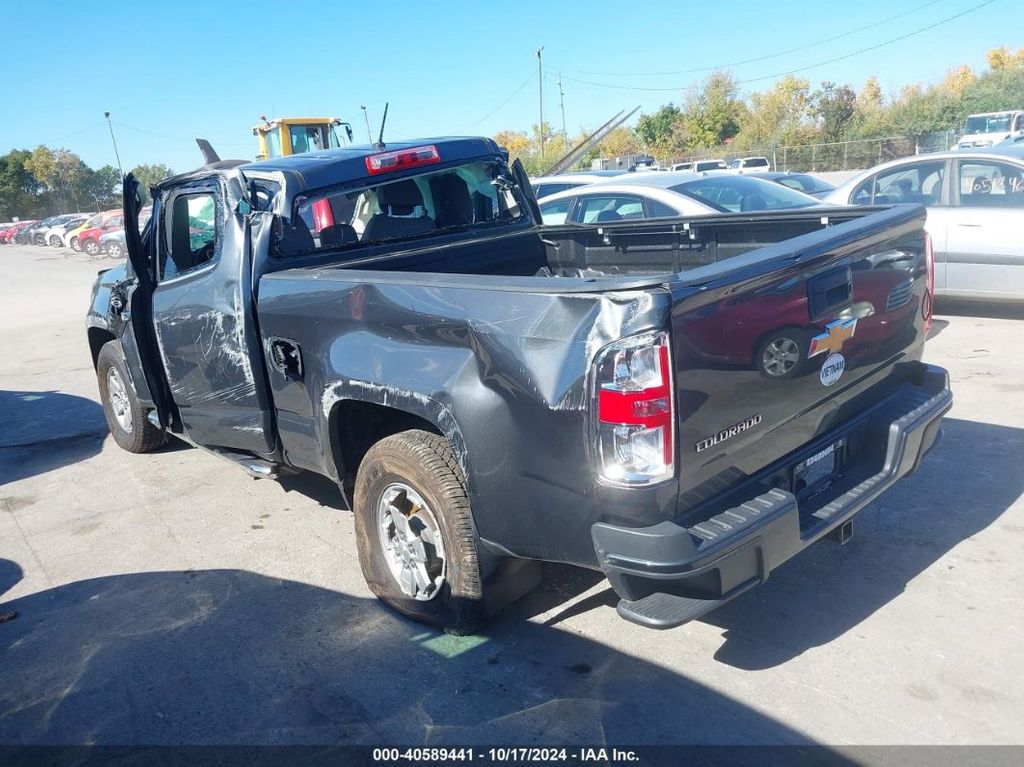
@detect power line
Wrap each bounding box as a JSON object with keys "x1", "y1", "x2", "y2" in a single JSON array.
[
  {"x1": 456, "y1": 71, "x2": 535, "y2": 132},
  {"x1": 556, "y1": 0, "x2": 998, "y2": 92},
  {"x1": 560, "y1": 0, "x2": 949, "y2": 77}
]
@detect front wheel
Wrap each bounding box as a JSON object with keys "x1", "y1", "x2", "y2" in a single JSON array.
[
  {"x1": 48, "y1": 235, "x2": 62, "y2": 246},
  {"x1": 70, "y1": 237, "x2": 80, "y2": 251},
  {"x1": 84, "y1": 239, "x2": 99, "y2": 256},
  {"x1": 96, "y1": 341, "x2": 167, "y2": 453},
  {"x1": 104, "y1": 241, "x2": 123, "y2": 259},
  {"x1": 354, "y1": 430, "x2": 486, "y2": 634}
]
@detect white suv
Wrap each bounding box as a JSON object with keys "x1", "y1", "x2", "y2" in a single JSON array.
[{"x1": 728, "y1": 156, "x2": 771, "y2": 173}]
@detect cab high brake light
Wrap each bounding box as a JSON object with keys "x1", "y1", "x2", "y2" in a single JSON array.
[
  {"x1": 365, "y1": 145, "x2": 441, "y2": 175},
  {"x1": 593, "y1": 331, "x2": 675, "y2": 486}
]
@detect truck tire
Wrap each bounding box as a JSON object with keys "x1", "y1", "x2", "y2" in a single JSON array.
[
  {"x1": 354, "y1": 429, "x2": 486, "y2": 634},
  {"x1": 96, "y1": 341, "x2": 167, "y2": 453}
]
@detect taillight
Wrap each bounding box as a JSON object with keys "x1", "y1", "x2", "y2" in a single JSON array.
[
  {"x1": 923, "y1": 231, "x2": 935, "y2": 333},
  {"x1": 365, "y1": 145, "x2": 441, "y2": 175},
  {"x1": 593, "y1": 331, "x2": 674, "y2": 486}
]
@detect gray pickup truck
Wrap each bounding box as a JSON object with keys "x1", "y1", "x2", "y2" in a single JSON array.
[{"x1": 86, "y1": 137, "x2": 951, "y2": 633}]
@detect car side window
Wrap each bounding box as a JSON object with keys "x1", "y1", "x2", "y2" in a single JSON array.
[
  {"x1": 958, "y1": 160, "x2": 1024, "y2": 208},
  {"x1": 160, "y1": 191, "x2": 219, "y2": 282},
  {"x1": 852, "y1": 162, "x2": 945, "y2": 206},
  {"x1": 645, "y1": 199, "x2": 678, "y2": 218},
  {"x1": 539, "y1": 198, "x2": 573, "y2": 225},
  {"x1": 576, "y1": 195, "x2": 646, "y2": 223}
]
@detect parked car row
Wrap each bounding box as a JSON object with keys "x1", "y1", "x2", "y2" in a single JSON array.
[
  {"x1": 1, "y1": 207, "x2": 150, "y2": 256},
  {"x1": 534, "y1": 141, "x2": 1024, "y2": 302}
]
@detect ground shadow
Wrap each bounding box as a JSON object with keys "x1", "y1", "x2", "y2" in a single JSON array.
[
  {"x1": 935, "y1": 298, "x2": 1024, "y2": 321},
  {"x1": 0, "y1": 390, "x2": 107, "y2": 486},
  {"x1": 0, "y1": 564, "x2": 843, "y2": 753},
  {"x1": 701, "y1": 417, "x2": 1022, "y2": 669}
]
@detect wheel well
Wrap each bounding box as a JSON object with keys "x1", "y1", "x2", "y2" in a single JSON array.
[
  {"x1": 87, "y1": 327, "x2": 117, "y2": 369},
  {"x1": 330, "y1": 400, "x2": 442, "y2": 499}
]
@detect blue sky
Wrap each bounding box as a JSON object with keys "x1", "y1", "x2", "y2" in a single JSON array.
[{"x1": 1, "y1": 0, "x2": 1018, "y2": 172}]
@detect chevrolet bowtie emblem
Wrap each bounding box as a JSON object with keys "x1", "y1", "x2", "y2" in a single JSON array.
[{"x1": 808, "y1": 318, "x2": 857, "y2": 357}]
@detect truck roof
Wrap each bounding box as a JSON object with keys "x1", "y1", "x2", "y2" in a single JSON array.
[{"x1": 155, "y1": 137, "x2": 505, "y2": 196}]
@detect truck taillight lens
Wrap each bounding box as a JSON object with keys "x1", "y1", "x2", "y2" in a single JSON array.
[
  {"x1": 365, "y1": 145, "x2": 441, "y2": 175},
  {"x1": 593, "y1": 331, "x2": 674, "y2": 486},
  {"x1": 923, "y1": 231, "x2": 935, "y2": 333}
]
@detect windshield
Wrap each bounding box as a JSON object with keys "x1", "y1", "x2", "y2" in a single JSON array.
[
  {"x1": 671, "y1": 176, "x2": 818, "y2": 213},
  {"x1": 776, "y1": 174, "x2": 835, "y2": 194},
  {"x1": 965, "y1": 114, "x2": 1013, "y2": 134},
  {"x1": 277, "y1": 160, "x2": 527, "y2": 257}
]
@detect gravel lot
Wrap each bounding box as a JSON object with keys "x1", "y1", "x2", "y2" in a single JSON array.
[{"x1": 1, "y1": 243, "x2": 1022, "y2": 748}]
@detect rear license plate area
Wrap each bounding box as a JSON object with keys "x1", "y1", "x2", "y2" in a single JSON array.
[{"x1": 794, "y1": 438, "x2": 845, "y2": 501}]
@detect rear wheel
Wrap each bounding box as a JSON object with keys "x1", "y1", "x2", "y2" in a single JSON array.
[
  {"x1": 756, "y1": 329, "x2": 809, "y2": 379},
  {"x1": 96, "y1": 341, "x2": 167, "y2": 453},
  {"x1": 354, "y1": 429, "x2": 486, "y2": 634},
  {"x1": 105, "y1": 241, "x2": 123, "y2": 259}
]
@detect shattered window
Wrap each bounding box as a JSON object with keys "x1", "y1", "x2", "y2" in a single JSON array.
[
  {"x1": 161, "y1": 192, "x2": 219, "y2": 281},
  {"x1": 277, "y1": 161, "x2": 527, "y2": 257}
]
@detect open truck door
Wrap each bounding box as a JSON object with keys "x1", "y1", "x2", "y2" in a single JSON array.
[{"x1": 119, "y1": 173, "x2": 178, "y2": 431}]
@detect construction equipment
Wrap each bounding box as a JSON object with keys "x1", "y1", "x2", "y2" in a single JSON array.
[
  {"x1": 540, "y1": 106, "x2": 641, "y2": 176},
  {"x1": 252, "y1": 116, "x2": 355, "y2": 161}
]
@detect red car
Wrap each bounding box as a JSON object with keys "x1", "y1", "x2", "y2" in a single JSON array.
[
  {"x1": 0, "y1": 220, "x2": 38, "y2": 244},
  {"x1": 77, "y1": 213, "x2": 124, "y2": 255}
]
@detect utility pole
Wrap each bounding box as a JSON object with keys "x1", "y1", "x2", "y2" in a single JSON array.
[
  {"x1": 104, "y1": 111, "x2": 124, "y2": 179},
  {"x1": 360, "y1": 105, "x2": 372, "y2": 143},
  {"x1": 558, "y1": 71, "x2": 568, "y2": 148},
  {"x1": 536, "y1": 47, "x2": 544, "y2": 159}
]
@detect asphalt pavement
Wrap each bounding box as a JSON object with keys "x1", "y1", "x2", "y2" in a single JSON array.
[{"x1": 1, "y1": 244, "x2": 1022, "y2": 748}]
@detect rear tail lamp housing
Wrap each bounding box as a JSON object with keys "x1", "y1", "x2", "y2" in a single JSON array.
[
  {"x1": 922, "y1": 231, "x2": 935, "y2": 333},
  {"x1": 592, "y1": 331, "x2": 675, "y2": 487}
]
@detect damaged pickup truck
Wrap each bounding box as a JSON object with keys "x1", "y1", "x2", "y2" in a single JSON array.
[{"x1": 86, "y1": 137, "x2": 951, "y2": 632}]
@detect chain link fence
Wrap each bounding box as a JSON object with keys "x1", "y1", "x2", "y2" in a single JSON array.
[{"x1": 672, "y1": 131, "x2": 960, "y2": 173}]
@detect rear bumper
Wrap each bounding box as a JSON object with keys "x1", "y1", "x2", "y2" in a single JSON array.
[{"x1": 591, "y1": 365, "x2": 952, "y2": 629}]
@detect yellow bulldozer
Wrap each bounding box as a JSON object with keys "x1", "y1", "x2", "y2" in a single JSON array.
[{"x1": 252, "y1": 116, "x2": 355, "y2": 161}]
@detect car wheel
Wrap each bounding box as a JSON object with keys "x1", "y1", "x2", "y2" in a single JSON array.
[
  {"x1": 756, "y1": 329, "x2": 809, "y2": 379},
  {"x1": 105, "y1": 241, "x2": 123, "y2": 260},
  {"x1": 70, "y1": 237, "x2": 80, "y2": 251},
  {"x1": 96, "y1": 341, "x2": 167, "y2": 453},
  {"x1": 48, "y1": 235, "x2": 62, "y2": 246},
  {"x1": 354, "y1": 429, "x2": 487, "y2": 635},
  {"x1": 84, "y1": 239, "x2": 99, "y2": 256},
  {"x1": 33, "y1": 235, "x2": 45, "y2": 246}
]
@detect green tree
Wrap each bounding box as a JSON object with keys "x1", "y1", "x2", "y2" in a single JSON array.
[
  {"x1": 737, "y1": 75, "x2": 814, "y2": 148},
  {"x1": 130, "y1": 163, "x2": 175, "y2": 203},
  {"x1": 0, "y1": 150, "x2": 47, "y2": 219},
  {"x1": 682, "y1": 70, "x2": 746, "y2": 149},
  {"x1": 812, "y1": 82, "x2": 857, "y2": 142},
  {"x1": 635, "y1": 104, "x2": 682, "y2": 148}
]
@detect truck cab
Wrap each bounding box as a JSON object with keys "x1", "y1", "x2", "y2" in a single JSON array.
[{"x1": 956, "y1": 110, "x2": 1024, "y2": 150}]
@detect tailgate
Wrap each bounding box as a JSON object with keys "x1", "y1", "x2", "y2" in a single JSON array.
[{"x1": 668, "y1": 205, "x2": 931, "y2": 514}]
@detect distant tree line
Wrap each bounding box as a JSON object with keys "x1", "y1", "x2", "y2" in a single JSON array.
[
  {"x1": 497, "y1": 47, "x2": 1024, "y2": 174},
  {"x1": 0, "y1": 146, "x2": 174, "y2": 220}
]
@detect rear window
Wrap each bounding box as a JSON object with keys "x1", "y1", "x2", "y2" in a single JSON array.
[
  {"x1": 277, "y1": 161, "x2": 526, "y2": 256},
  {"x1": 533, "y1": 182, "x2": 575, "y2": 199},
  {"x1": 671, "y1": 176, "x2": 818, "y2": 213},
  {"x1": 744, "y1": 158, "x2": 770, "y2": 169}
]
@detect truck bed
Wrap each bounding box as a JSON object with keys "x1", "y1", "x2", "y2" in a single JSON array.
[{"x1": 256, "y1": 204, "x2": 932, "y2": 568}]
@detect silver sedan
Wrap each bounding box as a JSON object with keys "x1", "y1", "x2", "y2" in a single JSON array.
[{"x1": 824, "y1": 147, "x2": 1024, "y2": 302}]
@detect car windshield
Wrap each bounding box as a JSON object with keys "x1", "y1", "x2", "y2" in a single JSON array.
[
  {"x1": 965, "y1": 114, "x2": 1013, "y2": 134},
  {"x1": 277, "y1": 160, "x2": 526, "y2": 256},
  {"x1": 776, "y1": 174, "x2": 835, "y2": 194},
  {"x1": 671, "y1": 176, "x2": 818, "y2": 213}
]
